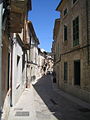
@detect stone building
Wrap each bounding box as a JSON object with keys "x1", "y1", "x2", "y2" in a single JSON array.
[
  {"x1": 27, "y1": 21, "x2": 40, "y2": 84},
  {"x1": 38, "y1": 49, "x2": 53, "y2": 77},
  {"x1": 53, "y1": 0, "x2": 90, "y2": 103},
  {"x1": 38, "y1": 48, "x2": 46, "y2": 78}
]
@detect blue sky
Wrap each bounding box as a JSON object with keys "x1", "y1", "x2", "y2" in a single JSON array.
[{"x1": 28, "y1": 0, "x2": 60, "y2": 52}]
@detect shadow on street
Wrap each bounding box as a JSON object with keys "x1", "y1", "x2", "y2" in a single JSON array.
[{"x1": 33, "y1": 74, "x2": 90, "y2": 120}]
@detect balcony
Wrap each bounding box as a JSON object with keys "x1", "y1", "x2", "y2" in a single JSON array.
[{"x1": 9, "y1": 0, "x2": 32, "y2": 33}]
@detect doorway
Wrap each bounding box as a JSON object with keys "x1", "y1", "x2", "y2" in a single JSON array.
[{"x1": 74, "y1": 60, "x2": 80, "y2": 85}]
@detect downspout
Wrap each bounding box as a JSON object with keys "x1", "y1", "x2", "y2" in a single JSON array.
[
  {"x1": 0, "y1": 1, "x2": 3, "y2": 116},
  {"x1": 29, "y1": 35, "x2": 32, "y2": 83},
  {"x1": 10, "y1": 37, "x2": 13, "y2": 107},
  {"x1": 86, "y1": 0, "x2": 90, "y2": 65},
  {"x1": 26, "y1": 35, "x2": 31, "y2": 87},
  {"x1": 8, "y1": 0, "x2": 13, "y2": 107},
  {"x1": 26, "y1": 50, "x2": 28, "y2": 88}
]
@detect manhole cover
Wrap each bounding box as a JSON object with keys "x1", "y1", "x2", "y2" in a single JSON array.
[
  {"x1": 15, "y1": 111, "x2": 29, "y2": 116},
  {"x1": 79, "y1": 108, "x2": 90, "y2": 112}
]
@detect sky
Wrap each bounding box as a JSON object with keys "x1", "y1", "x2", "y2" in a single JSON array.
[{"x1": 28, "y1": 0, "x2": 60, "y2": 52}]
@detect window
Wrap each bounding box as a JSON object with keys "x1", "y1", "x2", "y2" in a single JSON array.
[
  {"x1": 64, "y1": 25, "x2": 67, "y2": 41},
  {"x1": 22, "y1": 53, "x2": 25, "y2": 72},
  {"x1": 64, "y1": 62, "x2": 68, "y2": 81},
  {"x1": 17, "y1": 55, "x2": 20, "y2": 66},
  {"x1": 64, "y1": 8, "x2": 67, "y2": 16},
  {"x1": 73, "y1": 0, "x2": 77, "y2": 4},
  {"x1": 73, "y1": 16, "x2": 79, "y2": 46}
]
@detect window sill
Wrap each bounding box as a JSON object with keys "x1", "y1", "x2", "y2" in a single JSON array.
[
  {"x1": 74, "y1": 84, "x2": 81, "y2": 88},
  {"x1": 64, "y1": 81, "x2": 67, "y2": 84},
  {"x1": 63, "y1": 13, "x2": 68, "y2": 19},
  {"x1": 72, "y1": 44, "x2": 80, "y2": 50},
  {"x1": 63, "y1": 40, "x2": 68, "y2": 46}
]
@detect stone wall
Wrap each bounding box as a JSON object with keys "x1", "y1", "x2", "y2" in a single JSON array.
[{"x1": 54, "y1": 0, "x2": 90, "y2": 103}]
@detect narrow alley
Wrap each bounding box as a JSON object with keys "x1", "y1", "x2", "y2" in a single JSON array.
[
  {"x1": 0, "y1": 0, "x2": 90, "y2": 120},
  {"x1": 8, "y1": 74, "x2": 90, "y2": 120}
]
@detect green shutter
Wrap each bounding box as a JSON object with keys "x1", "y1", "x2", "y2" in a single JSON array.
[
  {"x1": 64, "y1": 25, "x2": 67, "y2": 41},
  {"x1": 73, "y1": 17, "x2": 79, "y2": 46}
]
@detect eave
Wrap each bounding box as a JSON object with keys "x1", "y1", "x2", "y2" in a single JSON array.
[
  {"x1": 16, "y1": 34, "x2": 30, "y2": 50},
  {"x1": 28, "y1": 21, "x2": 40, "y2": 45},
  {"x1": 10, "y1": 12, "x2": 23, "y2": 33},
  {"x1": 10, "y1": 0, "x2": 32, "y2": 33},
  {"x1": 56, "y1": 0, "x2": 67, "y2": 11}
]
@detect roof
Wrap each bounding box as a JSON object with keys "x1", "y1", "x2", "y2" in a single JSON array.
[
  {"x1": 56, "y1": 0, "x2": 63, "y2": 11},
  {"x1": 27, "y1": 0, "x2": 32, "y2": 11},
  {"x1": 28, "y1": 21, "x2": 40, "y2": 44}
]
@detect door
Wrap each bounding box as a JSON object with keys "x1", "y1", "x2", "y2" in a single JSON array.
[{"x1": 74, "y1": 60, "x2": 80, "y2": 85}]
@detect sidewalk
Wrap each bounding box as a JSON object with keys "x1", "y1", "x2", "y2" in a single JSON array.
[
  {"x1": 8, "y1": 86, "x2": 36, "y2": 120},
  {"x1": 8, "y1": 85, "x2": 59, "y2": 120},
  {"x1": 52, "y1": 82, "x2": 90, "y2": 109},
  {"x1": 8, "y1": 75, "x2": 90, "y2": 120}
]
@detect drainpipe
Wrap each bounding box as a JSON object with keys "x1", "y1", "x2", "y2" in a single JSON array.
[
  {"x1": 10, "y1": 37, "x2": 13, "y2": 107},
  {"x1": 26, "y1": 50, "x2": 28, "y2": 88},
  {"x1": 0, "y1": 1, "x2": 3, "y2": 117},
  {"x1": 86, "y1": 0, "x2": 90, "y2": 65}
]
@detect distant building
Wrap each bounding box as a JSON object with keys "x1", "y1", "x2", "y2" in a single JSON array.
[
  {"x1": 38, "y1": 49, "x2": 53, "y2": 77},
  {"x1": 38, "y1": 48, "x2": 46, "y2": 78},
  {"x1": 53, "y1": 0, "x2": 90, "y2": 103},
  {"x1": 27, "y1": 21, "x2": 39, "y2": 84},
  {"x1": 46, "y1": 52, "x2": 53, "y2": 73}
]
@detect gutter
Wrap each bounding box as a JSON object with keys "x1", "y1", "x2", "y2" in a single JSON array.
[
  {"x1": 10, "y1": 37, "x2": 13, "y2": 107},
  {"x1": 56, "y1": 0, "x2": 63, "y2": 11}
]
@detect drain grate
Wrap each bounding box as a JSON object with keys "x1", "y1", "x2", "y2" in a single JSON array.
[
  {"x1": 14, "y1": 108, "x2": 23, "y2": 111},
  {"x1": 79, "y1": 108, "x2": 90, "y2": 112},
  {"x1": 50, "y1": 99, "x2": 57, "y2": 105},
  {"x1": 15, "y1": 111, "x2": 29, "y2": 116}
]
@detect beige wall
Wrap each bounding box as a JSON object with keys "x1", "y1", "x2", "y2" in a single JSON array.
[{"x1": 53, "y1": 0, "x2": 90, "y2": 103}]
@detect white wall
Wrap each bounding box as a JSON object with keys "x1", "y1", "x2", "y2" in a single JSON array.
[{"x1": 12, "y1": 34, "x2": 26, "y2": 105}]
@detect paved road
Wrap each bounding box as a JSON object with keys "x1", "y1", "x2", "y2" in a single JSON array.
[
  {"x1": 8, "y1": 75, "x2": 90, "y2": 120},
  {"x1": 33, "y1": 75, "x2": 90, "y2": 120}
]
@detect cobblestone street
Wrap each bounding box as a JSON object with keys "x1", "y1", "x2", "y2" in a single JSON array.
[{"x1": 8, "y1": 75, "x2": 90, "y2": 120}]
